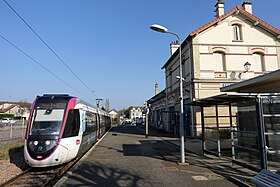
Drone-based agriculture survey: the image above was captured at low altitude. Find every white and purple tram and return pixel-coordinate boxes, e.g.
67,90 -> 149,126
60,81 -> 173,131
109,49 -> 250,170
24,94 -> 111,167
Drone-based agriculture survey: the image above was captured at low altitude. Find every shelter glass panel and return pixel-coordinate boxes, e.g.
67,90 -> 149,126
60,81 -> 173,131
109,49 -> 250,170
234,100 -> 260,168
263,97 -> 280,171
263,97 -> 280,115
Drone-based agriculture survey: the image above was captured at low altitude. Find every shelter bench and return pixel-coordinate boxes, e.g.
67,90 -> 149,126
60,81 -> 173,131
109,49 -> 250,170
251,169 -> 280,187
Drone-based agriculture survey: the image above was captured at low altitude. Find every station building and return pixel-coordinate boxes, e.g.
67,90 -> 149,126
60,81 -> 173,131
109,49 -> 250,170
147,1 -> 280,140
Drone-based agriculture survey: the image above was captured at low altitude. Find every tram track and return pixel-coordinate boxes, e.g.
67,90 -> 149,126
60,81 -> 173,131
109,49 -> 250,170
0,155 -> 81,187
1,127 -> 111,187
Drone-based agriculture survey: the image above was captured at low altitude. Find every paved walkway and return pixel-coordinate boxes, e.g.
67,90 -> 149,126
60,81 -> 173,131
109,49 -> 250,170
148,127 -> 257,186
56,125 -> 254,187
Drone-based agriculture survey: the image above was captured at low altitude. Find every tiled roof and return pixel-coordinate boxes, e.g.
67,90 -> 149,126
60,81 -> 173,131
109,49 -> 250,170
129,106 -> 144,111
190,6 -> 280,36
130,106 -> 144,109
161,6 -> 280,70
0,104 -> 17,113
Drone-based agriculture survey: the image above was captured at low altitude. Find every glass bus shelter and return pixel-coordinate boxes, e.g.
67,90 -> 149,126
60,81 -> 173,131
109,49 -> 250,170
190,93 -> 280,172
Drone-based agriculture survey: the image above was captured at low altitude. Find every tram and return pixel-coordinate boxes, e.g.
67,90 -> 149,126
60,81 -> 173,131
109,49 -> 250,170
24,94 -> 111,167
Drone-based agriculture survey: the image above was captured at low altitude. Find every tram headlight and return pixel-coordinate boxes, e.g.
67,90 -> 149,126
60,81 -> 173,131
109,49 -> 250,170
44,140 -> 58,151
45,140 -> 51,146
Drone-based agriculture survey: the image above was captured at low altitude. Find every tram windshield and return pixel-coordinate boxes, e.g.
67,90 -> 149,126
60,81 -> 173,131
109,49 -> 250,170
30,101 -> 67,136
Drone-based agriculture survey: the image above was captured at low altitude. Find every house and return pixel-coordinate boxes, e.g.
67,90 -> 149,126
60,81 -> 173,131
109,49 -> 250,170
129,106 -> 144,121
109,109 -> 118,119
148,1 -> 280,137
0,102 -> 31,119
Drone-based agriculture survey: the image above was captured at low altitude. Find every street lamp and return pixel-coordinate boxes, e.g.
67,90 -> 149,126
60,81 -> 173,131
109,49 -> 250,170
238,61 -> 251,79
244,61 -> 251,71
150,24 -> 186,164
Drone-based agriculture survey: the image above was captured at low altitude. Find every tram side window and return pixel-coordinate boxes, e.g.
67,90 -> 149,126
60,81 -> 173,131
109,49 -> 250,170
85,112 -> 97,134
107,116 -> 111,125
100,115 -> 106,128
105,116 -> 108,126
105,116 -> 111,130
62,109 -> 80,138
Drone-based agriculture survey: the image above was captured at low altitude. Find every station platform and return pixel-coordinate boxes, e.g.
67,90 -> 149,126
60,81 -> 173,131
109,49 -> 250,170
56,125 -> 255,186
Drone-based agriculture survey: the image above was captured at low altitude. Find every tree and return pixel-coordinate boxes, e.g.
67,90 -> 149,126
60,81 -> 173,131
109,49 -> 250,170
18,100 -> 32,117
18,99 -> 31,109
124,106 -> 132,119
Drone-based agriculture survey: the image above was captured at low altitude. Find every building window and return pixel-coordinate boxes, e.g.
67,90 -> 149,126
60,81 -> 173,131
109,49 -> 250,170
233,24 -> 243,41
167,69 -> 172,92
253,52 -> 265,72
213,52 -> 226,71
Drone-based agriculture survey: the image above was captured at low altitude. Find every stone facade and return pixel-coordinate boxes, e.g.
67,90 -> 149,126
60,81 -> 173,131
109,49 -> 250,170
148,1 -> 280,137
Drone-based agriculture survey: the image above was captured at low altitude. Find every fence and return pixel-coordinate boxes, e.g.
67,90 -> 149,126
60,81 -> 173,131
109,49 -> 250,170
0,119 -> 27,144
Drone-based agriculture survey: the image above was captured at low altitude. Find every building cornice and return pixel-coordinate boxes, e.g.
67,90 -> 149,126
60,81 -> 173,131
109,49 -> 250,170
192,43 -> 280,47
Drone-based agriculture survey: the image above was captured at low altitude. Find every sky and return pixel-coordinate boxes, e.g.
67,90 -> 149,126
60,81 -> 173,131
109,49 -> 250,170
0,0 -> 279,110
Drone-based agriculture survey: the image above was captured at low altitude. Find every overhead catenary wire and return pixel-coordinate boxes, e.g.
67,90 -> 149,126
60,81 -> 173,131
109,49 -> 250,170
3,0 -> 99,99
0,34 -> 96,103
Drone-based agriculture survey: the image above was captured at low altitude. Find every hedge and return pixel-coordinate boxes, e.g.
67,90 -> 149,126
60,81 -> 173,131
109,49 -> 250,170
0,114 -> 15,119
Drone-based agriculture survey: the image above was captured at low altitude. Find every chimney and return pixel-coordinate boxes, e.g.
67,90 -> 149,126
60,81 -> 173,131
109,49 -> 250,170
215,0 -> 225,18
242,1 -> 252,14
170,40 -> 180,55
155,83 -> 159,95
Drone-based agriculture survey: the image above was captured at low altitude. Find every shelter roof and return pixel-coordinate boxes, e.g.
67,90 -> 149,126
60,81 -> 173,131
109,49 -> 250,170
221,69 -> 280,93
187,93 -> 280,107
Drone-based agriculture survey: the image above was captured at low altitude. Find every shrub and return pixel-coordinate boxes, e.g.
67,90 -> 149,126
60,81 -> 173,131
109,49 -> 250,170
197,129 -> 231,139
0,114 -> 14,119
219,129 -> 231,139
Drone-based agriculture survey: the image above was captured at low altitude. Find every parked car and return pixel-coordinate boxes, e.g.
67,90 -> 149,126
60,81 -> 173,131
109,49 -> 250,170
1,118 -> 16,125
121,120 -> 132,126
10,119 -> 16,124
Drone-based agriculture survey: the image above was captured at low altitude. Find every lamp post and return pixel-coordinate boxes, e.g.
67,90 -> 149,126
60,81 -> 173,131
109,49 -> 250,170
150,24 -> 186,164
144,101 -> 149,138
